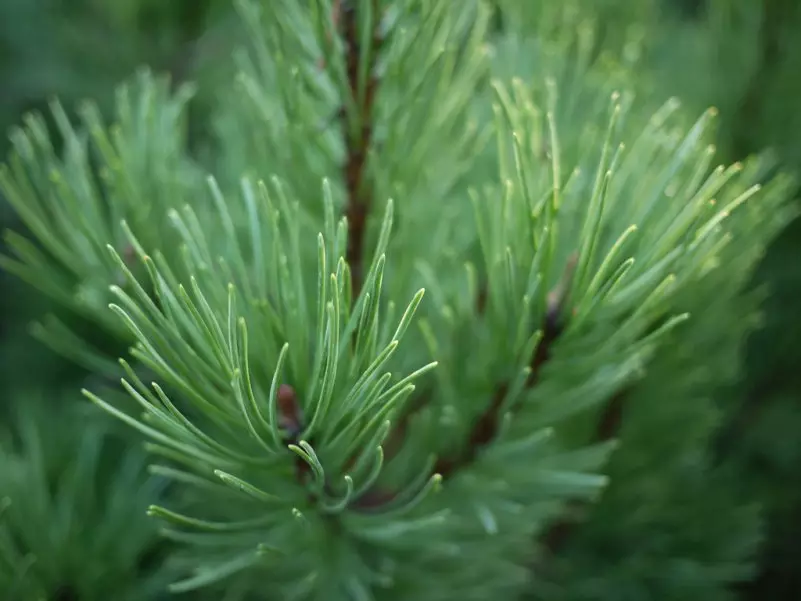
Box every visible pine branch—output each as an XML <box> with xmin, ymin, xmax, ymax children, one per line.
<box><xmin>359</xmin><ymin>255</ymin><xmax>579</xmax><ymax>510</ymax></box>
<box><xmin>0</xmin><ymin>70</ymin><xmax>197</xmax><ymax>366</ymax></box>
<box><xmin>435</xmin><ymin>253</ymin><xmax>578</xmax><ymax>479</ymax></box>
<box><xmin>262</xmin><ymin>0</ymin><xmax>388</xmax><ymax>501</ymax></box>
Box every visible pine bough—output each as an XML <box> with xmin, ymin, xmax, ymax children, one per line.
<box><xmin>0</xmin><ymin>1</ymin><xmax>796</xmax><ymax>600</ymax></box>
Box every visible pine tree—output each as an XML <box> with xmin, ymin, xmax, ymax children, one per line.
<box><xmin>1</xmin><ymin>1</ymin><xmax>796</xmax><ymax>600</ymax></box>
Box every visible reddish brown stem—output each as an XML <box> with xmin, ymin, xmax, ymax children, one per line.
<box><xmin>476</xmin><ymin>284</ymin><xmax>488</xmax><ymax>314</ymax></box>
<box><xmin>340</xmin><ymin>0</ymin><xmax>382</xmax><ymax>301</ymax></box>
<box><xmin>276</xmin><ymin>384</ymin><xmax>313</xmax><ymax>485</ymax></box>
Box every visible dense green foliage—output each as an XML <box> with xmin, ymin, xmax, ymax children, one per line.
<box><xmin>1</xmin><ymin>1</ymin><xmax>799</xmax><ymax>600</ymax></box>
<box><xmin>1</xmin><ymin>399</ymin><xmax>170</xmax><ymax>601</ymax></box>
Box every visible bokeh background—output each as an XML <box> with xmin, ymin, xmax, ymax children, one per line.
<box><xmin>1</xmin><ymin>0</ymin><xmax>799</xmax><ymax>598</ymax></box>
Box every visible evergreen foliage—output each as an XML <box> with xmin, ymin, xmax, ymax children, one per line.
<box><xmin>0</xmin><ymin>71</ymin><xmax>198</xmax><ymax>359</ymax></box>
<box><xmin>0</xmin><ymin>1</ymin><xmax>797</xmax><ymax>600</ymax></box>
<box><xmin>0</xmin><ymin>399</ymin><xmax>170</xmax><ymax>600</ymax></box>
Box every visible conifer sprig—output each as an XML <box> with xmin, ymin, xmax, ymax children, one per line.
<box><xmin>80</xmin><ymin>184</ymin><xmax>444</xmax><ymax>594</ymax></box>
<box><xmin>0</xmin><ymin>70</ymin><xmax>199</xmax><ymax>369</ymax></box>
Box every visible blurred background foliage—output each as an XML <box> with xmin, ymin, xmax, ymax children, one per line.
<box><xmin>0</xmin><ymin>0</ymin><xmax>799</xmax><ymax>598</ymax></box>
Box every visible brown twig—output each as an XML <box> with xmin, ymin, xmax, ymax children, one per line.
<box><xmin>476</xmin><ymin>284</ymin><xmax>488</xmax><ymax>314</ymax></box>
<box><xmin>339</xmin><ymin>0</ymin><xmax>383</xmax><ymax>301</ymax></box>
<box><xmin>275</xmin><ymin>384</ymin><xmax>314</xmax><ymax>487</ymax></box>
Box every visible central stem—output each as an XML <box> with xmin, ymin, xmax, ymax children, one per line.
<box><xmin>340</xmin><ymin>0</ymin><xmax>382</xmax><ymax>301</ymax></box>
